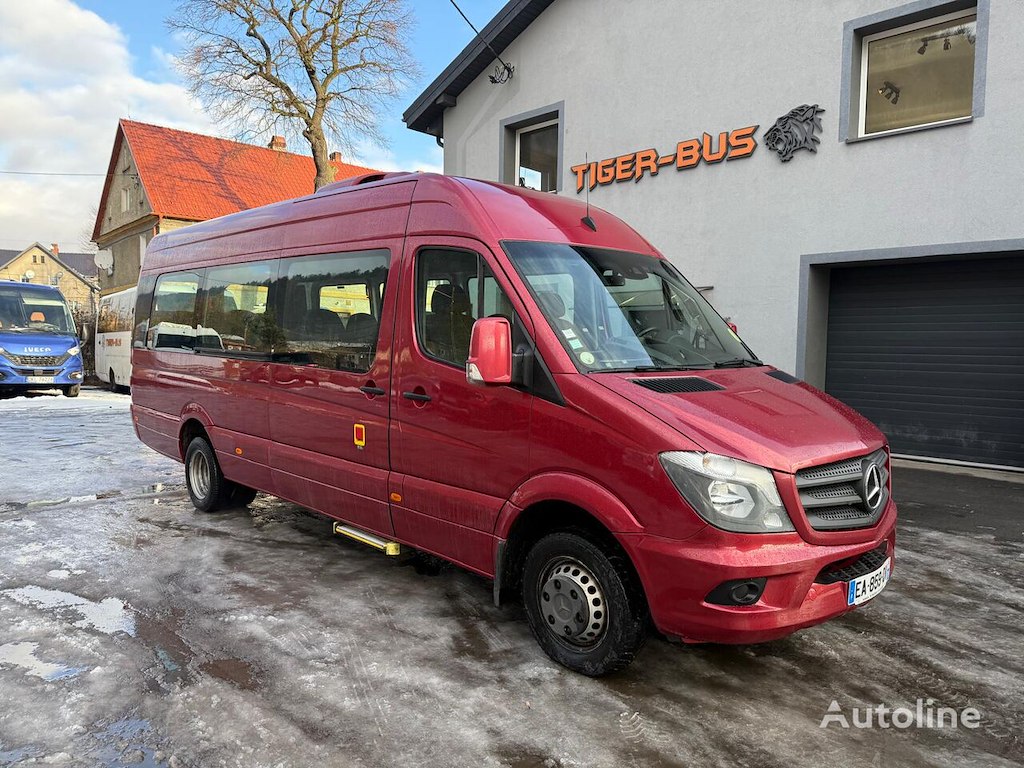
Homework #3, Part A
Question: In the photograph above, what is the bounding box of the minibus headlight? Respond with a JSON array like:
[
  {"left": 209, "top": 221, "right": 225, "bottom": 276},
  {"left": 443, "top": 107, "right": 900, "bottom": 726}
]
[
  {"left": 659, "top": 452, "right": 795, "bottom": 533},
  {"left": 67, "top": 346, "right": 80, "bottom": 357}
]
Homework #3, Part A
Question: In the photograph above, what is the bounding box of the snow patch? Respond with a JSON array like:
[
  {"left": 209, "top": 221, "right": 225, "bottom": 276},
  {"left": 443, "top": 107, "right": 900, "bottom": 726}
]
[
  {"left": 0, "top": 641, "right": 86, "bottom": 680},
  {"left": 1, "top": 585, "right": 136, "bottom": 636}
]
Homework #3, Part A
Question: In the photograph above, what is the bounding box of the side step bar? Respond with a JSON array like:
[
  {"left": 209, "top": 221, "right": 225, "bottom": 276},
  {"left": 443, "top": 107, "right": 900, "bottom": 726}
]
[{"left": 333, "top": 523, "right": 402, "bottom": 556}]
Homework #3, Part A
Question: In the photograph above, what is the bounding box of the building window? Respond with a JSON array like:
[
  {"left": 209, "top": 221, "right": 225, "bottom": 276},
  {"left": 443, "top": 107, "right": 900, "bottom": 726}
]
[
  {"left": 500, "top": 103, "right": 564, "bottom": 193},
  {"left": 32, "top": 255, "right": 37, "bottom": 264},
  {"left": 860, "top": 10, "right": 976, "bottom": 137},
  {"left": 842, "top": 3, "right": 987, "bottom": 142},
  {"left": 515, "top": 119, "right": 558, "bottom": 192},
  {"left": 121, "top": 187, "right": 131, "bottom": 213},
  {"left": 50, "top": 275, "right": 60, "bottom": 286}
]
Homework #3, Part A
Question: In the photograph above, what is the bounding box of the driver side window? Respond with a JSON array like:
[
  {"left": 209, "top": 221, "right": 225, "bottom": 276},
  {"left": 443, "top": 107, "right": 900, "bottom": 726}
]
[{"left": 415, "top": 249, "right": 522, "bottom": 368}]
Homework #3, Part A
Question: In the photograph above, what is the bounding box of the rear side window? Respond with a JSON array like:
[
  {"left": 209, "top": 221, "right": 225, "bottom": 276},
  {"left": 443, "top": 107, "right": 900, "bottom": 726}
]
[
  {"left": 200, "top": 261, "right": 278, "bottom": 355},
  {"left": 279, "top": 249, "right": 389, "bottom": 372},
  {"left": 134, "top": 276, "right": 155, "bottom": 348},
  {"left": 149, "top": 271, "right": 202, "bottom": 350}
]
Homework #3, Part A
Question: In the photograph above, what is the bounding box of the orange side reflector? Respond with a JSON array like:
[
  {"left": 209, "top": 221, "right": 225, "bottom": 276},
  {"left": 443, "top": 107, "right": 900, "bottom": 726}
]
[
  {"left": 234, "top": 448, "right": 243, "bottom": 456},
  {"left": 389, "top": 492, "right": 402, "bottom": 503},
  {"left": 353, "top": 423, "right": 366, "bottom": 447}
]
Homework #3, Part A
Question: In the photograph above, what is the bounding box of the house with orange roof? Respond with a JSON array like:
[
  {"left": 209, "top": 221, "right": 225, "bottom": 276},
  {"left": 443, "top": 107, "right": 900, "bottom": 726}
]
[{"left": 91, "top": 120, "right": 378, "bottom": 293}]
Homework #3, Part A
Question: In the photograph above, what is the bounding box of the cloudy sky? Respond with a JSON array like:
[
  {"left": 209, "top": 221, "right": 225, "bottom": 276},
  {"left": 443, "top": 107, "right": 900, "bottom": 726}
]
[{"left": 0, "top": 0, "right": 505, "bottom": 254}]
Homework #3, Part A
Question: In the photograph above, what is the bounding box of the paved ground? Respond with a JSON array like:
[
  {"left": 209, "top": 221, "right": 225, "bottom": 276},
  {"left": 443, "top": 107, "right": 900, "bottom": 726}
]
[{"left": 0, "top": 389, "right": 1021, "bottom": 767}]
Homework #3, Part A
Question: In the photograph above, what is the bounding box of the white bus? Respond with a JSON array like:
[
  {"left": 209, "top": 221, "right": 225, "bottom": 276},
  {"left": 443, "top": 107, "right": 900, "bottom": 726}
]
[{"left": 96, "top": 286, "right": 136, "bottom": 391}]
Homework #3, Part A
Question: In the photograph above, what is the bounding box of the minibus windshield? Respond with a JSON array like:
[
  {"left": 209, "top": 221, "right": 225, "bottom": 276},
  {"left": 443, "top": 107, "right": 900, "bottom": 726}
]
[
  {"left": 0, "top": 286, "right": 77, "bottom": 336},
  {"left": 503, "top": 241, "right": 759, "bottom": 372}
]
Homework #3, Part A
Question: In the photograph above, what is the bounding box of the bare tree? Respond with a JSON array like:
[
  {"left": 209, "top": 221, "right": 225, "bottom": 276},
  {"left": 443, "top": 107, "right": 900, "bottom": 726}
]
[{"left": 169, "top": 0, "right": 417, "bottom": 189}]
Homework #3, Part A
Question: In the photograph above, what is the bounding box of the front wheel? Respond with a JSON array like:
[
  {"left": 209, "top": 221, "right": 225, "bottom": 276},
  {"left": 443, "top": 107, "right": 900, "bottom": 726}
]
[
  {"left": 63, "top": 385, "right": 80, "bottom": 398},
  {"left": 184, "top": 437, "right": 230, "bottom": 513},
  {"left": 522, "top": 532, "right": 648, "bottom": 676}
]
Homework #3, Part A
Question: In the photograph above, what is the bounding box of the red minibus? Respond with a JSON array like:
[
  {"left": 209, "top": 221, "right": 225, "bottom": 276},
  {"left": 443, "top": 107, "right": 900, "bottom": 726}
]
[{"left": 131, "top": 173, "right": 896, "bottom": 675}]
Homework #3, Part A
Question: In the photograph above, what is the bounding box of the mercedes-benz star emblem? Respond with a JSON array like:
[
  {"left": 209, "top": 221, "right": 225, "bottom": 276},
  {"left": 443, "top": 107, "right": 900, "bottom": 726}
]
[{"left": 863, "top": 463, "right": 883, "bottom": 512}]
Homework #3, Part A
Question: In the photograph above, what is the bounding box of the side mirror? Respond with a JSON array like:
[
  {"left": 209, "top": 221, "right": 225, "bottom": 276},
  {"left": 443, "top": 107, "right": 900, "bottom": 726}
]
[
  {"left": 467, "top": 317, "right": 512, "bottom": 385},
  {"left": 726, "top": 321, "right": 738, "bottom": 334},
  {"left": 80, "top": 323, "right": 92, "bottom": 344}
]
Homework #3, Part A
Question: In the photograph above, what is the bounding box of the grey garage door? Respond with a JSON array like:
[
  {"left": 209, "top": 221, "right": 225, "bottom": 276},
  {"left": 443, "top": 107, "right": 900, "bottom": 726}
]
[{"left": 825, "top": 255, "right": 1024, "bottom": 469}]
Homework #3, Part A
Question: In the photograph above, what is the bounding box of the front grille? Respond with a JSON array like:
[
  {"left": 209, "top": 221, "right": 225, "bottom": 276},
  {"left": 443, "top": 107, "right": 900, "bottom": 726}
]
[
  {"left": 795, "top": 448, "right": 889, "bottom": 531},
  {"left": 631, "top": 377, "right": 724, "bottom": 394},
  {"left": 4, "top": 353, "right": 67, "bottom": 367},
  {"left": 816, "top": 543, "right": 889, "bottom": 585}
]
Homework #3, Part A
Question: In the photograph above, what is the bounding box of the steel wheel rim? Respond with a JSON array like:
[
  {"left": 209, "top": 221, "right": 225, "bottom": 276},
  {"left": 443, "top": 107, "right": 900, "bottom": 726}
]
[
  {"left": 188, "top": 450, "right": 211, "bottom": 500},
  {"left": 538, "top": 556, "right": 607, "bottom": 649}
]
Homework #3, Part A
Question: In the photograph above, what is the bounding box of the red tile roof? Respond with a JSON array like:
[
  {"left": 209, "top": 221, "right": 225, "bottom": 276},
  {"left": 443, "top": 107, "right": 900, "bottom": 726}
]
[{"left": 93, "top": 119, "right": 378, "bottom": 240}]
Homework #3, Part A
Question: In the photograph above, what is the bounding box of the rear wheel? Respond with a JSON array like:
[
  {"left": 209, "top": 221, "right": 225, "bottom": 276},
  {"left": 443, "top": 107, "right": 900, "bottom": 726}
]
[
  {"left": 184, "top": 437, "right": 230, "bottom": 512},
  {"left": 522, "top": 531, "right": 648, "bottom": 676},
  {"left": 63, "top": 385, "right": 80, "bottom": 398}
]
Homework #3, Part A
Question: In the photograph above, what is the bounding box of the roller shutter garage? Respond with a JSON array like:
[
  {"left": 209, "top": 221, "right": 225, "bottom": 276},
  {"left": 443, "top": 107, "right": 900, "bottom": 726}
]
[{"left": 825, "top": 255, "right": 1024, "bottom": 469}]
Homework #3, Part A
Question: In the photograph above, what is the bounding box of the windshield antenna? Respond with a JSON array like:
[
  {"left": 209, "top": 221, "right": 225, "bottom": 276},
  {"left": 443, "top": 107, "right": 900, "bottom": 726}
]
[{"left": 582, "top": 152, "right": 597, "bottom": 231}]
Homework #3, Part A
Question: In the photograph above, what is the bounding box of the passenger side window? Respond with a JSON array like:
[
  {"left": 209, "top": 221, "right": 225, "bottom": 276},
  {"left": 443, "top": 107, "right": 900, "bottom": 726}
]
[
  {"left": 417, "top": 250, "right": 519, "bottom": 368},
  {"left": 200, "top": 261, "right": 278, "bottom": 355},
  {"left": 279, "top": 249, "right": 389, "bottom": 372},
  {"left": 149, "top": 271, "right": 202, "bottom": 350}
]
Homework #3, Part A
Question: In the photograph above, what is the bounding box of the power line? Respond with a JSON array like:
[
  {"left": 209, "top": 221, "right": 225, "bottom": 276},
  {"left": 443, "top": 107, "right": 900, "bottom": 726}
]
[
  {"left": 0, "top": 170, "right": 138, "bottom": 178},
  {"left": 447, "top": 0, "right": 514, "bottom": 84}
]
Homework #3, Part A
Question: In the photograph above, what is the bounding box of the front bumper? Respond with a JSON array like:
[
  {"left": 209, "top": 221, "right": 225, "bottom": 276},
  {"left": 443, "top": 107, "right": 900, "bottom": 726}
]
[
  {"left": 0, "top": 355, "right": 84, "bottom": 388},
  {"left": 621, "top": 497, "right": 897, "bottom": 644}
]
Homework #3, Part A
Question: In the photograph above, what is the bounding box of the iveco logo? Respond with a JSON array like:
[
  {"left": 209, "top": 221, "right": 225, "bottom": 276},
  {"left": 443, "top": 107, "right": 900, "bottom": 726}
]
[
  {"left": 23, "top": 346, "right": 52, "bottom": 353},
  {"left": 863, "top": 463, "right": 883, "bottom": 512}
]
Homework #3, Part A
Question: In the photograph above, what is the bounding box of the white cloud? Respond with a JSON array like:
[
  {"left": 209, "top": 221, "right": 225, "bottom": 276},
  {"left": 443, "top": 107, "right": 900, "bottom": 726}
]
[
  {"left": 0, "top": 0, "right": 213, "bottom": 251},
  {"left": 352, "top": 139, "right": 443, "bottom": 176}
]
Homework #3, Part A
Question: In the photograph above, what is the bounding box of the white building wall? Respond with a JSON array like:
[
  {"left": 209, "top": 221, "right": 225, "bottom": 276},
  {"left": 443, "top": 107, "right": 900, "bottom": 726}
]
[{"left": 438, "top": 0, "right": 1024, "bottom": 375}]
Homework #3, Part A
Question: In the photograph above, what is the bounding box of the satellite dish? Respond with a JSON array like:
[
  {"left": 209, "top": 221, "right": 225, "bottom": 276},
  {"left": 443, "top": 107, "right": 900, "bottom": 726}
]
[
  {"left": 24, "top": 270, "right": 35, "bottom": 280},
  {"left": 94, "top": 250, "right": 114, "bottom": 270}
]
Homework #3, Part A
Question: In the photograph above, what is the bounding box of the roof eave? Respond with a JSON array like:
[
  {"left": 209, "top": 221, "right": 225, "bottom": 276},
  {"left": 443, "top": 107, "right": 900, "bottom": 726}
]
[{"left": 403, "top": 0, "right": 556, "bottom": 136}]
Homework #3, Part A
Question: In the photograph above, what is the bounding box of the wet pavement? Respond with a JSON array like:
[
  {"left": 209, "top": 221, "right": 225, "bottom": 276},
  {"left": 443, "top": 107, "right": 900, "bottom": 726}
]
[{"left": 0, "top": 389, "right": 1021, "bottom": 767}]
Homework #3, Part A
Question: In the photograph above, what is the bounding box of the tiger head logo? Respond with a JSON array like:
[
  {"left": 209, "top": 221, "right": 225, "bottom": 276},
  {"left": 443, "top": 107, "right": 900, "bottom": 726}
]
[{"left": 764, "top": 104, "right": 825, "bottom": 163}]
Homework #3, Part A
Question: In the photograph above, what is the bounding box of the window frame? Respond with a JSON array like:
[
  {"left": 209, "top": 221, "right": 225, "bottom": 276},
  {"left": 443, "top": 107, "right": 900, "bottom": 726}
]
[
  {"left": 858, "top": 8, "right": 977, "bottom": 139},
  {"left": 499, "top": 102, "right": 564, "bottom": 193},
  {"left": 514, "top": 118, "right": 559, "bottom": 193},
  {"left": 413, "top": 246, "right": 484, "bottom": 372},
  {"left": 841, "top": 0, "right": 988, "bottom": 143}
]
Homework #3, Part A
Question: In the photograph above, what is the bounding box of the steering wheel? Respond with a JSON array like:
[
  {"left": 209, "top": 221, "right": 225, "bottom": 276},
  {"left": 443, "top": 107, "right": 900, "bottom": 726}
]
[{"left": 636, "top": 326, "right": 659, "bottom": 340}]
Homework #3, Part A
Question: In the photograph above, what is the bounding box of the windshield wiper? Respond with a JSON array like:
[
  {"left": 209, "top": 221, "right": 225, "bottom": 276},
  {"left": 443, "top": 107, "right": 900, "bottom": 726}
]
[
  {"left": 714, "top": 357, "right": 764, "bottom": 368},
  {"left": 599, "top": 364, "right": 714, "bottom": 373}
]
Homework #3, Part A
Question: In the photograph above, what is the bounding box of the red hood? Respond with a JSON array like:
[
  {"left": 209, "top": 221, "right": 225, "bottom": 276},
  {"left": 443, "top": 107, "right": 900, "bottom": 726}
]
[{"left": 591, "top": 368, "right": 886, "bottom": 474}]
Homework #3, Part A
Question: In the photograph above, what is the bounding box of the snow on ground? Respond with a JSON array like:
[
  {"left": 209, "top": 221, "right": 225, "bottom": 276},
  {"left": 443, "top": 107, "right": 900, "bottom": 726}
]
[{"left": 0, "top": 389, "right": 1021, "bottom": 767}]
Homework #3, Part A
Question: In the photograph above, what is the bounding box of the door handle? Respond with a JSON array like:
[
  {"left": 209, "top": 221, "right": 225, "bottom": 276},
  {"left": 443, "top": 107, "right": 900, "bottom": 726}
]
[
  {"left": 360, "top": 385, "right": 386, "bottom": 396},
  {"left": 402, "top": 391, "right": 432, "bottom": 402}
]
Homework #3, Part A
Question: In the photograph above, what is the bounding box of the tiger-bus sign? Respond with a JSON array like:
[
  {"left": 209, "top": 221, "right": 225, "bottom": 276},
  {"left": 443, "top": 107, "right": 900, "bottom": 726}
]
[{"left": 569, "top": 125, "right": 758, "bottom": 193}]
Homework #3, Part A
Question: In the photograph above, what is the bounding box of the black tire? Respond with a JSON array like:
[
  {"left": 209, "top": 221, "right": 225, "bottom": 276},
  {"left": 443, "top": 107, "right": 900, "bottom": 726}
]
[
  {"left": 522, "top": 531, "right": 648, "bottom": 676},
  {"left": 229, "top": 484, "right": 258, "bottom": 507},
  {"left": 184, "top": 437, "right": 231, "bottom": 513},
  {"left": 63, "top": 385, "right": 80, "bottom": 398}
]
